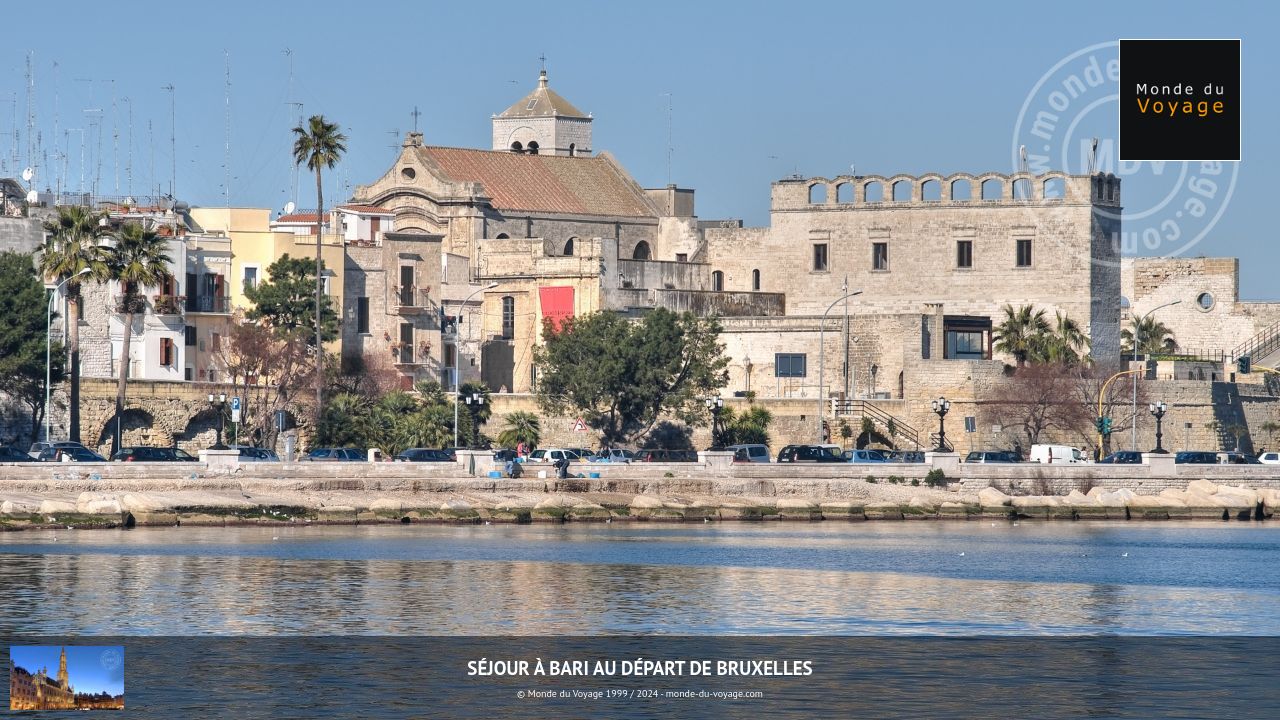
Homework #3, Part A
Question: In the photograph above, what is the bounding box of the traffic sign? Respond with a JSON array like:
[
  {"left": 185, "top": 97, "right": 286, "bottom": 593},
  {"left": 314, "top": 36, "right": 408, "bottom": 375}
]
[
  {"left": 572, "top": 418, "right": 586, "bottom": 432},
  {"left": 230, "top": 397, "right": 242, "bottom": 423}
]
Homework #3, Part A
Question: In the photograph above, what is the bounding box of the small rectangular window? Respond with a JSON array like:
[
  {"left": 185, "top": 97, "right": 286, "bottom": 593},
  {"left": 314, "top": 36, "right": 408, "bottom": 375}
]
[
  {"left": 501, "top": 297, "right": 515, "bottom": 340},
  {"left": 184, "top": 326, "right": 197, "bottom": 346},
  {"left": 774, "top": 353, "right": 807, "bottom": 378},
  {"left": 956, "top": 240, "right": 973, "bottom": 268},
  {"left": 357, "top": 297, "right": 370, "bottom": 334},
  {"left": 160, "top": 337, "right": 175, "bottom": 367},
  {"left": 1016, "top": 239, "right": 1032, "bottom": 267},
  {"left": 812, "top": 244, "right": 828, "bottom": 272},
  {"left": 211, "top": 332, "right": 221, "bottom": 353},
  {"left": 873, "top": 242, "right": 889, "bottom": 271},
  {"left": 243, "top": 266, "right": 258, "bottom": 291},
  {"left": 675, "top": 253, "right": 688, "bottom": 263}
]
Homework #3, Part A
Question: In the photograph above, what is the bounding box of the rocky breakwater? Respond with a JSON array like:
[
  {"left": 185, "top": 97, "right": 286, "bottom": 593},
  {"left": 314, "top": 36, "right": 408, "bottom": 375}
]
[{"left": 975, "top": 480, "right": 1274, "bottom": 521}]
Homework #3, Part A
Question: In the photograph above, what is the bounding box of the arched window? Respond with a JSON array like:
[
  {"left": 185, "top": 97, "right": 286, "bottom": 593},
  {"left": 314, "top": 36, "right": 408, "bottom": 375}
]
[
  {"left": 1012, "top": 178, "right": 1032, "bottom": 200},
  {"left": 568, "top": 143, "right": 576, "bottom": 157},
  {"left": 921, "top": 179, "right": 942, "bottom": 201},
  {"left": 563, "top": 237, "right": 576, "bottom": 256},
  {"left": 835, "top": 183, "right": 853, "bottom": 203},
  {"left": 808, "top": 183, "right": 827, "bottom": 204},
  {"left": 751, "top": 269, "right": 761, "bottom": 291},
  {"left": 980, "top": 178, "right": 1003, "bottom": 200},
  {"left": 501, "top": 296, "right": 515, "bottom": 340},
  {"left": 495, "top": 233, "right": 510, "bottom": 240},
  {"left": 863, "top": 181, "right": 884, "bottom": 202},
  {"left": 510, "top": 141, "right": 523, "bottom": 153},
  {"left": 632, "top": 241, "right": 651, "bottom": 260},
  {"left": 711, "top": 270, "right": 724, "bottom": 292},
  {"left": 1042, "top": 177, "right": 1066, "bottom": 199},
  {"left": 950, "top": 179, "right": 972, "bottom": 200},
  {"left": 527, "top": 141, "right": 540, "bottom": 155},
  {"left": 891, "top": 180, "right": 912, "bottom": 202}
]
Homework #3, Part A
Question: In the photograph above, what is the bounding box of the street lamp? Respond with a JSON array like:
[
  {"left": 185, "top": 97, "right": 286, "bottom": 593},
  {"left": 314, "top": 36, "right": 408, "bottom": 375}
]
[
  {"left": 1131, "top": 300, "right": 1181, "bottom": 450},
  {"left": 931, "top": 396, "right": 952, "bottom": 452},
  {"left": 1149, "top": 401, "right": 1168, "bottom": 454},
  {"left": 705, "top": 396, "right": 725, "bottom": 449},
  {"left": 207, "top": 393, "right": 228, "bottom": 450},
  {"left": 453, "top": 281, "right": 500, "bottom": 449},
  {"left": 817, "top": 290, "right": 863, "bottom": 442},
  {"left": 45, "top": 268, "right": 91, "bottom": 441},
  {"left": 462, "top": 391, "right": 486, "bottom": 448}
]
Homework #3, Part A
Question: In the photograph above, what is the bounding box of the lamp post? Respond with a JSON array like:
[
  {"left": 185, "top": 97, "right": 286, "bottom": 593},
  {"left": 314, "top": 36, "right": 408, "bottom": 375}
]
[
  {"left": 45, "top": 268, "right": 91, "bottom": 441},
  {"left": 931, "top": 396, "right": 951, "bottom": 452},
  {"left": 1149, "top": 401, "right": 1168, "bottom": 454},
  {"left": 817, "top": 290, "right": 863, "bottom": 442},
  {"left": 453, "top": 282, "right": 500, "bottom": 449},
  {"left": 463, "top": 391, "right": 486, "bottom": 448},
  {"left": 1131, "top": 300, "right": 1181, "bottom": 450},
  {"left": 705, "top": 396, "right": 725, "bottom": 449},
  {"left": 207, "top": 393, "right": 228, "bottom": 450}
]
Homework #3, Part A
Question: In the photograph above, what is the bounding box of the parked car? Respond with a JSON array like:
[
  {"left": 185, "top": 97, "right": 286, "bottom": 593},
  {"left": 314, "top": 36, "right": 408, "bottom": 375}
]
[
  {"left": 0, "top": 446, "right": 36, "bottom": 462},
  {"left": 492, "top": 448, "right": 520, "bottom": 463},
  {"left": 725, "top": 444, "right": 771, "bottom": 463},
  {"left": 229, "top": 445, "right": 280, "bottom": 461},
  {"left": 886, "top": 450, "right": 926, "bottom": 463},
  {"left": 843, "top": 449, "right": 888, "bottom": 463},
  {"left": 1098, "top": 450, "right": 1144, "bottom": 464},
  {"left": 1029, "top": 444, "right": 1087, "bottom": 464},
  {"left": 589, "top": 448, "right": 636, "bottom": 463},
  {"left": 1174, "top": 451, "right": 1218, "bottom": 465},
  {"left": 1217, "top": 451, "right": 1259, "bottom": 465},
  {"left": 777, "top": 445, "right": 845, "bottom": 463},
  {"left": 39, "top": 447, "right": 106, "bottom": 462},
  {"left": 1257, "top": 451, "right": 1280, "bottom": 465},
  {"left": 395, "top": 448, "right": 455, "bottom": 462},
  {"left": 304, "top": 447, "right": 366, "bottom": 461},
  {"left": 527, "top": 448, "right": 583, "bottom": 463},
  {"left": 111, "top": 446, "right": 198, "bottom": 462},
  {"left": 633, "top": 449, "right": 700, "bottom": 462},
  {"left": 964, "top": 451, "right": 1020, "bottom": 464},
  {"left": 29, "top": 441, "right": 89, "bottom": 461}
]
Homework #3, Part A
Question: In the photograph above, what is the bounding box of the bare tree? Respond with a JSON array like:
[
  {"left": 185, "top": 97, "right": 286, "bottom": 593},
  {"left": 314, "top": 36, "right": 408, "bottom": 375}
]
[
  {"left": 214, "top": 316, "right": 317, "bottom": 449},
  {"left": 1072, "top": 364, "right": 1151, "bottom": 457},
  {"left": 982, "top": 364, "right": 1093, "bottom": 455}
]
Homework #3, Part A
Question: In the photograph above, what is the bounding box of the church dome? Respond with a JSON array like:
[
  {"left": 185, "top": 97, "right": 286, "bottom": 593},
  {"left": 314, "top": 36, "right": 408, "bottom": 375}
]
[{"left": 498, "top": 70, "right": 588, "bottom": 119}]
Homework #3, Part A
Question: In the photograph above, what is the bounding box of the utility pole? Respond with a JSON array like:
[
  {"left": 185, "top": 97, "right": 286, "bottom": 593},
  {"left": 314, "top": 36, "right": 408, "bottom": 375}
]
[{"left": 161, "top": 84, "right": 176, "bottom": 199}]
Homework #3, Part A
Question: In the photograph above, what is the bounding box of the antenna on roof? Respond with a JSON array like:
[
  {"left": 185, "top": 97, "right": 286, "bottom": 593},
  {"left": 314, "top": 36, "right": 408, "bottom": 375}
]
[
  {"left": 660, "top": 92, "right": 672, "bottom": 186},
  {"left": 1088, "top": 137, "right": 1099, "bottom": 174},
  {"left": 411, "top": 106, "right": 421, "bottom": 133},
  {"left": 387, "top": 128, "right": 401, "bottom": 150},
  {"left": 539, "top": 53, "right": 546, "bottom": 73},
  {"left": 1018, "top": 144, "right": 1028, "bottom": 174}
]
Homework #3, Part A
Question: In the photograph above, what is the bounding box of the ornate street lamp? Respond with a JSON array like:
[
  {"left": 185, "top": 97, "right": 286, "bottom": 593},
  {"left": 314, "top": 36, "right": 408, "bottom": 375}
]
[
  {"left": 207, "top": 393, "right": 228, "bottom": 450},
  {"left": 705, "top": 396, "right": 725, "bottom": 449},
  {"left": 931, "top": 396, "right": 952, "bottom": 452},
  {"left": 1149, "top": 401, "right": 1169, "bottom": 454},
  {"left": 463, "top": 391, "right": 486, "bottom": 448}
]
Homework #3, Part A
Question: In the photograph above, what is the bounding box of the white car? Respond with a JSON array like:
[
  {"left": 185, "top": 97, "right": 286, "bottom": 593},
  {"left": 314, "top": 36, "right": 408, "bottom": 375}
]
[
  {"left": 527, "top": 448, "right": 581, "bottom": 463},
  {"left": 1255, "top": 452, "right": 1280, "bottom": 464}
]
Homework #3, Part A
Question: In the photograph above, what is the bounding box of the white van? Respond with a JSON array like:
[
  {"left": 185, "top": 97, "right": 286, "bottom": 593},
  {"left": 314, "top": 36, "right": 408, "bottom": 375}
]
[{"left": 1029, "top": 444, "right": 1086, "bottom": 464}]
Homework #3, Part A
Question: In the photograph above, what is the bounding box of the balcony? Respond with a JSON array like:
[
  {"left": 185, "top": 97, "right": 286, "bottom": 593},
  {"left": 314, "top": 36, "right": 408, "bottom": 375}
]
[
  {"left": 391, "top": 341, "right": 433, "bottom": 367},
  {"left": 153, "top": 294, "right": 185, "bottom": 316},
  {"left": 392, "top": 287, "right": 432, "bottom": 315},
  {"left": 186, "top": 294, "right": 231, "bottom": 314},
  {"left": 113, "top": 294, "right": 147, "bottom": 314}
]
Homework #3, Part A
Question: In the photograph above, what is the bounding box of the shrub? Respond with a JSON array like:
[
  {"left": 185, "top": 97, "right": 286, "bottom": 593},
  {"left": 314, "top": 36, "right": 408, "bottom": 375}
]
[
  {"left": 924, "top": 469, "right": 947, "bottom": 487},
  {"left": 865, "top": 476, "right": 877, "bottom": 484},
  {"left": 910, "top": 478, "right": 920, "bottom": 486},
  {"left": 888, "top": 475, "right": 904, "bottom": 484}
]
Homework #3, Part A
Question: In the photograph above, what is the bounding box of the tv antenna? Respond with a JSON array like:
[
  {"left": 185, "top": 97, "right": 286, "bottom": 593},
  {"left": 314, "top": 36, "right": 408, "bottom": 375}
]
[{"left": 162, "top": 84, "right": 176, "bottom": 199}]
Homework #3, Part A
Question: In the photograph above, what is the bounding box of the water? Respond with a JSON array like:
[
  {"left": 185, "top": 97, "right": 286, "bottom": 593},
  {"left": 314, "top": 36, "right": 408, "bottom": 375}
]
[{"left": 2, "top": 521, "right": 1277, "bottom": 636}]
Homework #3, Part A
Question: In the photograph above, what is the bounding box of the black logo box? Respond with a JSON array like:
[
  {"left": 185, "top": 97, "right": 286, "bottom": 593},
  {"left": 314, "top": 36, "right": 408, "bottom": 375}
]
[{"left": 1119, "top": 39, "right": 1240, "bottom": 162}]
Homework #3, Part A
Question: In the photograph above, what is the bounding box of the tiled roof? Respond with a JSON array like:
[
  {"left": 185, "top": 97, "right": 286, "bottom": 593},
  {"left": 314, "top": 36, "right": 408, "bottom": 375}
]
[
  {"left": 276, "top": 213, "right": 319, "bottom": 223},
  {"left": 417, "top": 146, "right": 656, "bottom": 218},
  {"left": 498, "top": 71, "right": 587, "bottom": 119},
  {"left": 337, "top": 204, "right": 394, "bottom": 215}
]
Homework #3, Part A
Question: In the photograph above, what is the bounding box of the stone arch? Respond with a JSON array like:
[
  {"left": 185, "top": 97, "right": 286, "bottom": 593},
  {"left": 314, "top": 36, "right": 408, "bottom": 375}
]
[
  {"left": 947, "top": 175, "right": 975, "bottom": 201},
  {"left": 632, "top": 240, "right": 651, "bottom": 260},
  {"left": 95, "top": 408, "right": 164, "bottom": 455},
  {"left": 919, "top": 177, "right": 943, "bottom": 201},
  {"left": 890, "top": 177, "right": 914, "bottom": 202},
  {"left": 808, "top": 182, "right": 828, "bottom": 204},
  {"left": 179, "top": 408, "right": 225, "bottom": 454},
  {"left": 1042, "top": 175, "right": 1067, "bottom": 200},
  {"left": 835, "top": 182, "right": 853, "bottom": 204},
  {"left": 495, "top": 233, "right": 510, "bottom": 240},
  {"left": 1011, "top": 177, "right": 1032, "bottom": 200},
  {"left": 563, "top": 236, "right": 576, "bottom": 256},
  {"left": 862, "top": 178, "right": 885, "bottom": 202},
  {"left": 510, "top": 141, "right": 523, "bottom": 153},
  {"left": 979, "top": 176, "right": 1004, "bottom": 200},
  {"left": 527, "top": 141, "right": 540, "bottom": 155},
  {"left": 568, "top": 143, "right": 576, "bottom": 157}
]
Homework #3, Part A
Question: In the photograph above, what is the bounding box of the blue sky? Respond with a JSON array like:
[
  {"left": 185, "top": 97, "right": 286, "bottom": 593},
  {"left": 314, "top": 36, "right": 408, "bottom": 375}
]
[
  {"left": 10, "top": 645, "right": 124, "bottom": 695},
  {"left": 1, "top": 0, "right": 1274, "bottom": 295}
]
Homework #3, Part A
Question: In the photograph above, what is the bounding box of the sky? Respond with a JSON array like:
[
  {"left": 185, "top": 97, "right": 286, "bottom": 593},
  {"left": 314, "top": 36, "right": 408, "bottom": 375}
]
[
  {"left": 1, "top": 0, "right": 1275, "bottom": 296},
  {"left": 10, "top": 645, "right": 125, "bottom": 695}
]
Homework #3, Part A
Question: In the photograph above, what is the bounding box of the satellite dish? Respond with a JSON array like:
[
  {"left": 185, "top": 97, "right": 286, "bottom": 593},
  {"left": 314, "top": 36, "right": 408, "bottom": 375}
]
[
  {"left": 284, "top": 201, "right": 296, "bottom": 215},
  {"left": 25, "top": 190, "right": 38, "bottom": 204},
  {"left": 21, "top": 167, "right": 33, "bottom": 182},
  {"left": 125, "top": 196, "right": 135, "bottom": 206}
]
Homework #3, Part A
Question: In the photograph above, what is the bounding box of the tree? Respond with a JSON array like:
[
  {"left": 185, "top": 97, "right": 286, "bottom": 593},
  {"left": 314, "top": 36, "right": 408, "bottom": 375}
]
[
  {"left": 458, "top": 381, "right": 493, "bottom": 448},
  {"left": 38, "top": 206, "right": 111, "bottom": 441},
  {"left": 1039, "top": 310, "right": 1091, "bottom": 364},
  {"left": 497, "top": 411, "right": 541, "bottom": 449},
  {"left": 720, "top": 405, "right": 773, "bottom": 446},
  {"left": 1072, "top": 364, "right": 1150, "bottom": 456},
  {"left": 1225, "top": 423, "right": 1249, "bottom": 452},
  {"left": 993, "top": 304, "right": 1051, "bottom": 367},
  {"left": 316, "top": 386, "right": 457, "bottom": 456},
  {"left": 534, "top": 308, "right": 729, "bottom": 444},
  {"left": 0, "top": 251, "right": 65, "bottom": 443},
  {"left": 1122, "top": 315, "right": 1176, "bottom": 355},
  {"left": 106, "top": 222, "right": 173, "bottom": 453},
  {"left": 292, "top": 114, "right": 347, "bottom": 419},
  {"left": 243, "top": 254, "right": 338, "bottom": 341},
  {"left": 214, "top": 312, "right": 319, "bottom": 450},
  {"left": 982, "top": 363, "right": 1092, "bottom": 452},
  {"left": 1258, "top": 420, "right": 1280, "bottom": 451}
]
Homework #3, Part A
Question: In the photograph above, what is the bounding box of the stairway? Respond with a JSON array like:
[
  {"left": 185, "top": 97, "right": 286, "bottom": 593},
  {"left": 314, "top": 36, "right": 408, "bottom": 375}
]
[
  {"left": 834, "top": 400, "right": 921, "bottom": 450},
  {"left": 1232, "top": 321, "right": 1280, "bottom": 369}
]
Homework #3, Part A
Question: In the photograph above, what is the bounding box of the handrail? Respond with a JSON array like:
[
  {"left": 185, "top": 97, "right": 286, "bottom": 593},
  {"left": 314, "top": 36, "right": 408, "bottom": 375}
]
[
  {"left": 835, "top": 400, "right": 921, "bottom": 449},
  {"left": 1232, "top": 321, "right": 1280, "bottom": 362}
]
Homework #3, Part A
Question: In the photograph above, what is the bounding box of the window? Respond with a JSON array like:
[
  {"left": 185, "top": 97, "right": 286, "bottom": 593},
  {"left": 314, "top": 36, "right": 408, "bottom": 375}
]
[
  {"left": 211, "top": 332, "right": 221, "bottom": 353},
  {"left": 568, "top": 143, "right": 576, "bottom": 157},
  {"left": 184, "top": 367, "right": 193, "bottom": 381},
  {"left": 527, "top": 141, "right": 539, "bottom": 155},
  {"left": 1016, "top": 239, "right": 1032, "bottom": 267},
  {"left": 775, "top": 353, "right": 807, "bottom": 378},
  {"left": 501, "top": 296, "right": 515, "bottom": 339},
  {"left": 872, "top": 242, "right": 889, "bottom": 271},
  {"left": 563, "top": 237, "right": 575, "bottom": 256},
  {"left": 357, "top": 297, "right": 370, "bottom": 334},
  {"left": 752, "top": 269, "right": 761, "bottom": 291},
  {"left": 956, "top": 240, "right": 973, "bottom": 268},
  {"left": 711, "top": 270, "right": 724, "bottom": 292},
  {"left": 812, "top": 243, "right": 828, "bottom": 272},
  {"left": 943, "top": 316, "right": 993, "bottom": 360},
  {"left": 243, "top": 266, "right": 258, "bottom": 291},
  {"left": 632, "top": 241, "right": 651, "bottom": 260},
  {"left": 400, "top": 323, "right": 414, "bottom": 363},
  {"left": 160, "top": 337, "right": 175, "bottom": 367},
  {"left": 184, "top": 326, "right": 196, "bottom": 346},
  {"left": 399, "top": 265, "right": 414, "bottom": 306},
  {"left": 676, "top": 253, "right": 688, "bottom": 263}
]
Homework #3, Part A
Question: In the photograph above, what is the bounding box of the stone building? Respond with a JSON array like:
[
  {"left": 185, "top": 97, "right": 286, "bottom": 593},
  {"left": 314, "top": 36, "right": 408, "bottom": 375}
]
[
  {"left": 491, "top": 69, "right": 592, "bottom": 157},
  {"left": 9, "top": 647, "right": 74, "bottom": 711}
]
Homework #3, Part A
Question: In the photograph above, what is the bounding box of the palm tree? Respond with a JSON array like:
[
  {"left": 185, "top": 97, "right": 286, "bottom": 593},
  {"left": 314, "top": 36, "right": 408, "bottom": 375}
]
[
  {"left": 292, "top": 114, "right": 347, "bottom": 419},
  {"left": 108, "top": 222, "right": 173, "bottom": 453},
  {"left": 497, "top": 411, "right": 541, "bottom": 449},
  {"left": 38, "top": 206, "right": 111, "bottom": 442},
  {"left": 1121, "top": 315, "right": 1176, "bottom": 355},
  {"left": 1039, "top": 310, "right": 1091, "bottom": 364},
  {"left": 459, "top": 381, "right": 493, "bottom": 448},
  {"left": 1259, "top": 420, "right": 1280, "bottom": 451},
  {"left": 993, "top": 304, "right": 1050, "bottom": 367}
]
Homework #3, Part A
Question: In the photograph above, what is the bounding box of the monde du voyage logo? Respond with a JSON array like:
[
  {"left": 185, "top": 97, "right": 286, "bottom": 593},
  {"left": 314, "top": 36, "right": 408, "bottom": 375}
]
[{"left": 1120, "top": 39, "right": 1241, "bottom": 161}]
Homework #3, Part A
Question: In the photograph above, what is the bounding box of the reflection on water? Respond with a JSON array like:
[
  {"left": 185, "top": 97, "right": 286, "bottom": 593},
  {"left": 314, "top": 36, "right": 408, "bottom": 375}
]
[{"left": 0, "top": 523, "right": 1276, "bottom": 636}]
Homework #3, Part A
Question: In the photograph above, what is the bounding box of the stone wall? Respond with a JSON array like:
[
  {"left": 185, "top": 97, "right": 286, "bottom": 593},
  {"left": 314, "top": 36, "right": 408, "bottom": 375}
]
[{"left": 0, "top": 216, "right": 41, "bottom": 254}]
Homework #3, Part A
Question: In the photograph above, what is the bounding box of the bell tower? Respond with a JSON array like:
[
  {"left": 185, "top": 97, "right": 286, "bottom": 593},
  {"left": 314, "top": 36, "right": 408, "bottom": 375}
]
[
  {"left": 491, "top": 69, "right": 592, "bottom": 157},
  {"left": 57, "top": 647, "right": 69, "bottom": 690}
]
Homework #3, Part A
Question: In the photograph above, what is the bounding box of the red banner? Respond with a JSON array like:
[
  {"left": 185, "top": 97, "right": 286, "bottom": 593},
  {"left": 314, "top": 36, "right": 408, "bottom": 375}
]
[{"left": 539, "top": 286, "right": 575, "bottom": 332}]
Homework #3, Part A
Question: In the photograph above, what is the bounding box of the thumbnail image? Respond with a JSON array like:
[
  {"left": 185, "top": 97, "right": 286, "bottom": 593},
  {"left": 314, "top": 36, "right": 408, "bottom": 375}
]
[{"left": 9, "top": 646, "right": 124, "bottom": 711}]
